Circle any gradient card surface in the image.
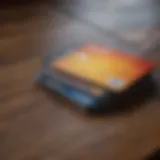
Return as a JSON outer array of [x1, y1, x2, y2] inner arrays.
[[52, 44, 154, 93]]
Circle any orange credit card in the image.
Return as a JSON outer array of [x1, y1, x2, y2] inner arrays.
[[51, 44, 154, 92]]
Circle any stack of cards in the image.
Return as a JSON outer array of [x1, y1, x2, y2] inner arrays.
[[37, 44, 154, 112]]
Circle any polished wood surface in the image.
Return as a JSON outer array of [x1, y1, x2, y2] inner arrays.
[[0, 1, 159, 160]]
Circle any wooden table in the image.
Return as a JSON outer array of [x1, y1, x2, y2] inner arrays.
[[0, 1, 159, 160]]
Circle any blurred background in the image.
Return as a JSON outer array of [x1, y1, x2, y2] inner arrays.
[[0, 0, 159, 160]]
